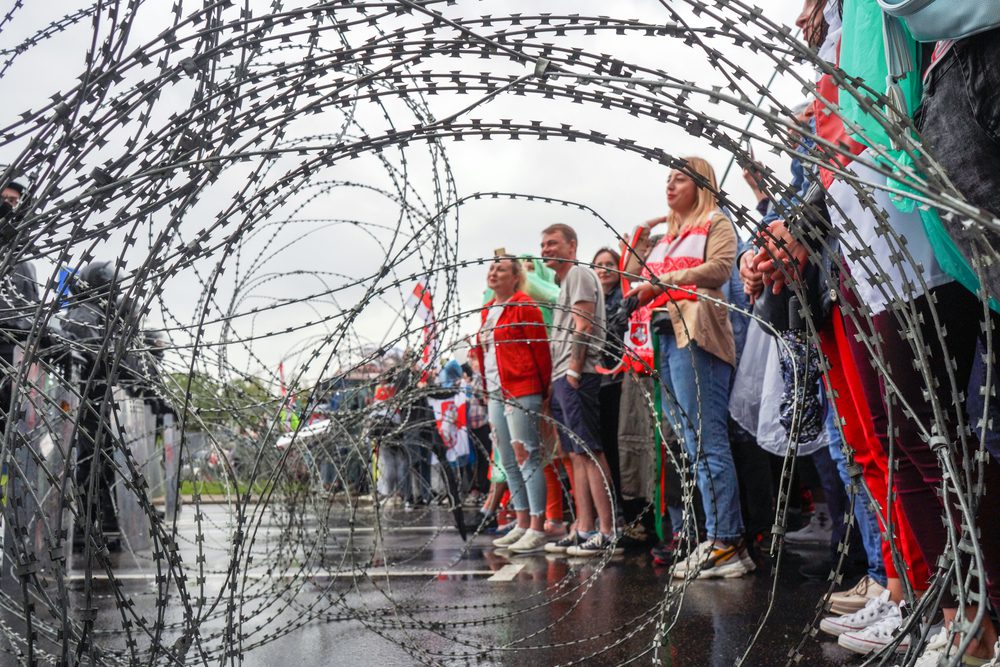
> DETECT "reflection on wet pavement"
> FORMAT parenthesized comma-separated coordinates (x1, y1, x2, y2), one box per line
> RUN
(222, 506, 861, 666)
(32, 503, 865, 665)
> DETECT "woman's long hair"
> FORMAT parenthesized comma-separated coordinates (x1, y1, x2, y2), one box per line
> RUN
(667, 156, 720, 237)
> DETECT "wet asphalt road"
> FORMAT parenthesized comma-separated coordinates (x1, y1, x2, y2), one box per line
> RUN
(42, 502, 868, 666)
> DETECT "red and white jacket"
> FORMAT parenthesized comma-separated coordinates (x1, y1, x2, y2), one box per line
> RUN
(473, 291, 552, 399)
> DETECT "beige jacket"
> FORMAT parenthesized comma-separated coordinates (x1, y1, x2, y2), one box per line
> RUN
(632, 212, 737, 366)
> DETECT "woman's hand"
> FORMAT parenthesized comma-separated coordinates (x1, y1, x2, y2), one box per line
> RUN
(622, 222, 656, 259)
(624, 277, 668, 306)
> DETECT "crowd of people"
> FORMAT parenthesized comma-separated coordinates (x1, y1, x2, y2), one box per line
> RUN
(358, 0, 1000, 663)
(368, 1, 1000, 664)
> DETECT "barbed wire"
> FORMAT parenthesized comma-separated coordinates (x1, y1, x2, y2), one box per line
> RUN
(0, 1, 996, 665)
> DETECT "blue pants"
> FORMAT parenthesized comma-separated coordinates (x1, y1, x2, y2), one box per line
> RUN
(658, 334, 744, 541)
(488, 393, 545, 516)
(826, 407, 887, 586)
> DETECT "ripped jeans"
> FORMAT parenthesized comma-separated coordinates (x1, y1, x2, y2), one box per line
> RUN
(488, 392, 546, 516)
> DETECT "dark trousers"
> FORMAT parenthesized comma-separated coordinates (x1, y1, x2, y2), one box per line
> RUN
(918, 29, 1000, 298)
(75, 394, 119, 533)
(469, 423, 492, 493)
(598, 381, 624, 513)
(811, 446, 846, 545)
(843, 280, 1000, 607)
(729, 419, 774, 540)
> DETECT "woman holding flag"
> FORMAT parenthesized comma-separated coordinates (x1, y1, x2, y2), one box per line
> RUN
(474, 255, 553, 554)
(626, 157, 748, 579)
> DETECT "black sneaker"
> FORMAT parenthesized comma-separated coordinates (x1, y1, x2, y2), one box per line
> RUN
(566, 533, 624, 557)
(544, 531, 584, 554)
(619, 524, 652, 551)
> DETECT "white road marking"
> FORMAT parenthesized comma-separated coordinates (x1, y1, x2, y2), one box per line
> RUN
(164, 525, 460, 534)
(66, 567, 506, 582)
(486, 563, 524, 582)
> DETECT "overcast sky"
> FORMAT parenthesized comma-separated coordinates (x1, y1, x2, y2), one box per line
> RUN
(1, 0, 808, 391)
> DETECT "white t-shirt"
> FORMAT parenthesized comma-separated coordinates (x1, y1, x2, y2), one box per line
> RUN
(481, 302, 506, 392)
(828, 152, 953, 314)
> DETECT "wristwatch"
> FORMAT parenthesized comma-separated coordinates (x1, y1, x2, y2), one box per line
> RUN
(565, 369, 581, 380)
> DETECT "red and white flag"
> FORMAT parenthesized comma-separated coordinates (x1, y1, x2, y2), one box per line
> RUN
(428, 392, 470, 463)
(406, 281, 438, 378)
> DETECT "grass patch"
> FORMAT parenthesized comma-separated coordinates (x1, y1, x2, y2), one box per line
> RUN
(179, 479, 275, 496)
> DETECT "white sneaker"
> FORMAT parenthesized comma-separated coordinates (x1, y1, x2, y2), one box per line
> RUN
(672, 541, 749, 580)
(837, 604, 909, 655)
(821, 590, 896, 637)
(671, 541, 713, 579)
(897, 627, 951, 667)
(507, 529, 548, 554)
(784, 505, 833, 545)
(739, 544, 757, 574)
(899, 626, 994, 667)
(828, 575, 888, 615)
(493, 526, 526, 548)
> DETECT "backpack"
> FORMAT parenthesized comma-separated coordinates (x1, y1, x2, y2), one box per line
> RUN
(877, 0, 1000, 42)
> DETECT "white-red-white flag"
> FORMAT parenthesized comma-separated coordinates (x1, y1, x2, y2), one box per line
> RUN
(406, 281, 438, 377)
(428, 392, 470, 463)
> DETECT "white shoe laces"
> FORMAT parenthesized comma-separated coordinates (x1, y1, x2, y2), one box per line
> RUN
(841, 592, 894, 626)
(853, 609, 902, 640)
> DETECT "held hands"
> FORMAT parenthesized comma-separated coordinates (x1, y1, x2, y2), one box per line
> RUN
(751, 219, 809, 295)
(624, 275, 670, 306)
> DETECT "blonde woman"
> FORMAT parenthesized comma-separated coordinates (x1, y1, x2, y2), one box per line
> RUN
(627, 157, 747, 578)
(474, 256, 553, 553)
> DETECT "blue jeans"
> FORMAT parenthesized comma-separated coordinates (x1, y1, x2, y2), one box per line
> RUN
(658, 334, 744, 541)
(826, 406, 887, 586)
(488, 392, 546, 516)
